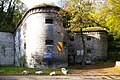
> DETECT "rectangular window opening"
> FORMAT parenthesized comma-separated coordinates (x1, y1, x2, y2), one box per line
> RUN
(87, 49, 91, 53)
(45, 19, 53, 24)
(63, 23, 67, 28)
(24, 42, 26, 49)
(87, 36, 91, 41)
(63, 42, 67, 46)
(45, 40, 54, 45)
(70, 36, 74, 41)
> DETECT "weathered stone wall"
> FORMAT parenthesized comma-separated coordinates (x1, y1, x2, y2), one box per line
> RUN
(68, 31, 108, 64)
(83, 31, 108, 61)
(15, 7, 68, 68)
(25, 13, 68, 68)
(14, 22, 26, 66)
(0, 32, 14, 65)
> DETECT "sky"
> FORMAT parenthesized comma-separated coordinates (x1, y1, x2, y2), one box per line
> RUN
(20, 0, 61, 8)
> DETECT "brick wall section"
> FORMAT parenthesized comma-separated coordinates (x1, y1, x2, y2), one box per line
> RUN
(0, 32, 14, 65)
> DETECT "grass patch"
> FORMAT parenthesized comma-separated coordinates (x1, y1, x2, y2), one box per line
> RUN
(0, 66, 63, 76)
(0, 61, 116, 76)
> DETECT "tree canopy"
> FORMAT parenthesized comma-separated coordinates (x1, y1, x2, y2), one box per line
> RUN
(60, 0, 120, 60)
(92, 0, 120, 39)
(0, 0, 27, 31)
(92, 0, 120, 51)
(61, 0, 96, 31)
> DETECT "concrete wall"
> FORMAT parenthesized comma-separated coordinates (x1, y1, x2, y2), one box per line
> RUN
(0, 32, 14, 65)
(68, 31, 108, 64)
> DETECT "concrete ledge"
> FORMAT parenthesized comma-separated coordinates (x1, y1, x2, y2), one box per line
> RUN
(116, 61, 120, 67)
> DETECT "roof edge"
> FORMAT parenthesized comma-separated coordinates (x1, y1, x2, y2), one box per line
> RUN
(13, 4, 61, 33)
(67, 30, 108, 34)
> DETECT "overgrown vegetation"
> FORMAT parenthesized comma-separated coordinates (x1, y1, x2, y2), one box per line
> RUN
(66, 27, 105, 31)
(18, 54, 26, 67)
(32, 3, 57, 8)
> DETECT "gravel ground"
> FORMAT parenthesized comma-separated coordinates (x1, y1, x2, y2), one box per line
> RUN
(0, 75, 120, 80)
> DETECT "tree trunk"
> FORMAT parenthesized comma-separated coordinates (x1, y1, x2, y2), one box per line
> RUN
(7, 0, 12, 12)
(1, 1, 4, 12)
(80, 28, 86, 66)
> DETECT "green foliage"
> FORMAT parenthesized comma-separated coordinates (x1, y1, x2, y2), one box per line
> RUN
(83, 27, 105, 31)
(95, 0, 120, 40)
(93, 0, 120, 60)
(62, 0, 95, 29)
(0, 0, 27, 31)
(0, 66, 63, 75)
(18, 55, 26, 67)
(32, 3, 57, 8)
(108, 51, 120, 61)
(66, 27, 105, 31)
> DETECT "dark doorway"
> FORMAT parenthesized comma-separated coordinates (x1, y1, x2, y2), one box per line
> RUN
(68, 55, 75, 66)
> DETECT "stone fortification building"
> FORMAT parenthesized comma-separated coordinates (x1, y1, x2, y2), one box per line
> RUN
(14, 5, 68, 68)
(0, 5, 108, 68)
(68, 30, 108, 65)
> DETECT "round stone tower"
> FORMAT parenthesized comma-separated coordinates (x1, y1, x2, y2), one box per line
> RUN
(15, 5, 68, 68)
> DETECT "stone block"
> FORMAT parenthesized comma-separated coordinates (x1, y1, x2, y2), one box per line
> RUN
(116, 61, 120, 67)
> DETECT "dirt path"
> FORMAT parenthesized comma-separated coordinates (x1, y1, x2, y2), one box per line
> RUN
(69, 62, 120, 76)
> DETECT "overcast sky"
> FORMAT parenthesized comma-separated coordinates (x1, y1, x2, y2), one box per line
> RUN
(20, 0, 61, 8)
